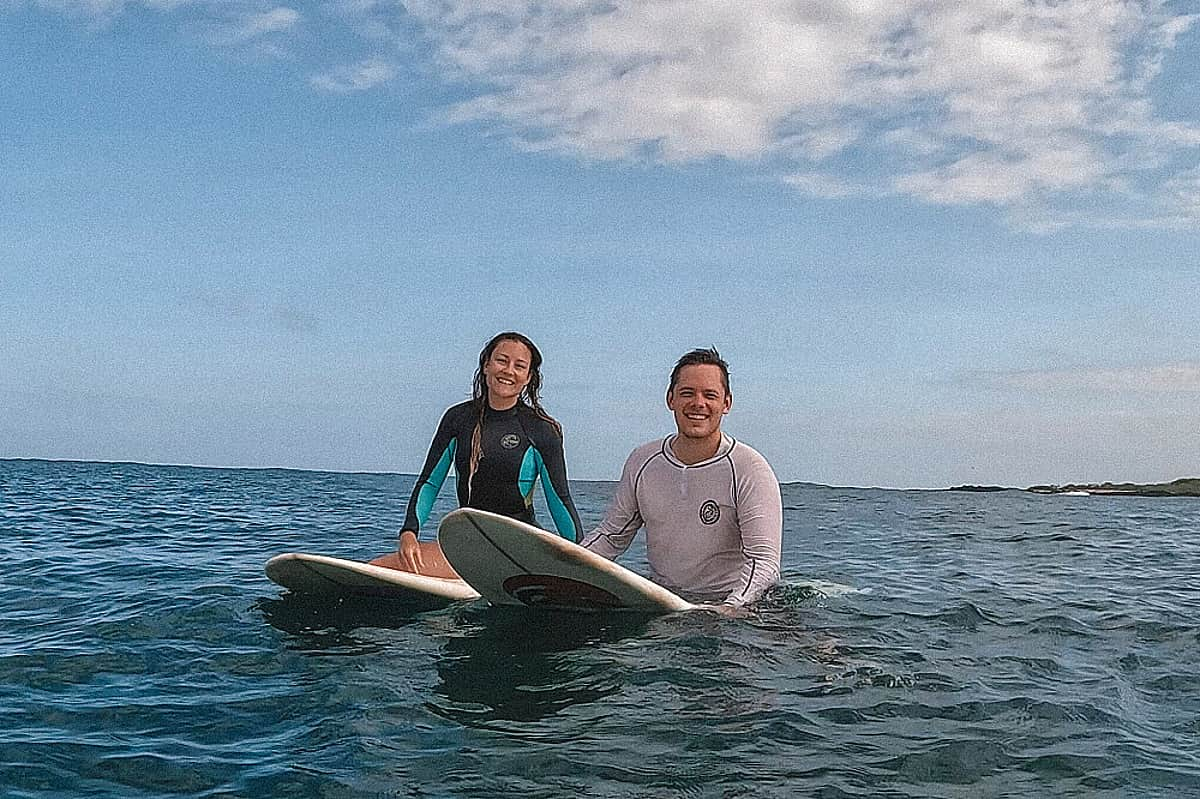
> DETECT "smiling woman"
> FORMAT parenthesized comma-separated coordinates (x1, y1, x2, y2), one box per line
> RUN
(369, 332, 583, 578)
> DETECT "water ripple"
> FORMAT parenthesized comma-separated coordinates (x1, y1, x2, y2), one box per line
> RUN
(3, 460, 1199, 797)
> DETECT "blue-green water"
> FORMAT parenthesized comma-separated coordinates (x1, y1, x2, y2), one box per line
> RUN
(2, 459, 1198, 798)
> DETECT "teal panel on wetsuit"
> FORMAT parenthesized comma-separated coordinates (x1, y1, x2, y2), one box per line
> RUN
(415, 439, 456, 527)
(518, 447, 538, 500)
(528, 446, 578, 542)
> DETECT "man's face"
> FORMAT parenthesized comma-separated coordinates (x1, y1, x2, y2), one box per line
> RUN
(667, 364, 731, 440)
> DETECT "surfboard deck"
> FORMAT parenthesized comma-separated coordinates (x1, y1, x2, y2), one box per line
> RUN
(438, 508, 695, 613)
(265, 552, 479, 604)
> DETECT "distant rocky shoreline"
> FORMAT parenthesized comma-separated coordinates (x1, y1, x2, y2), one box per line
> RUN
(950, 478, 1200, 497)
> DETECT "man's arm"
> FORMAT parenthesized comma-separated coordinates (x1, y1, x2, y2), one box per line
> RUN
(724, 453, 782, 607)
(580, 449, 646, 559)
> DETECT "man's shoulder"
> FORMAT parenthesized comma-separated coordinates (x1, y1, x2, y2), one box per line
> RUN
(622, 437, 670, 470)
(726, 438, 779, 478)
(628, 437, 669, 459)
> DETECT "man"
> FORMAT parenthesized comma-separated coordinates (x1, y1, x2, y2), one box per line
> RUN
(581, 348, 782, 613)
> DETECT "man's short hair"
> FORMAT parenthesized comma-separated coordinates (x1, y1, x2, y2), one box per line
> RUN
(668, 347, 731, 395)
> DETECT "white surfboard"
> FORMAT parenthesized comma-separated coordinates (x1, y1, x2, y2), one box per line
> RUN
(437, 508, 695, 613)
(265, 552, 479, 604)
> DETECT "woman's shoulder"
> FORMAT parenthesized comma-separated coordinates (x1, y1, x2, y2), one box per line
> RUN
(516, 403, 562, 438)
(439, 399, 478, 425)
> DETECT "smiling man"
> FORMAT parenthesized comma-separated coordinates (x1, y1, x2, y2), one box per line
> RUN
(581, 348, 782, 612)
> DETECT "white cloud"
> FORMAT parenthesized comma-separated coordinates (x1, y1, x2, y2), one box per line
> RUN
(212, 6, 300, 45)
(893, 144, 1107, 205)
(244, 6, 298, 35)
(782, 172, 860, 199)
(28, 1, 300, 44)
(398, 0, 1200, 225)
(1162, 166, 1200, 218)
(998, 363, 1200, 394)
(405, 0, 896, 161)
(28, 0, 190, 16)
(22, 0, 1200, 226)
(311, 56, 397, 93)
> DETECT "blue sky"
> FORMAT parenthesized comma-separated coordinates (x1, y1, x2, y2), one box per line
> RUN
(3, 0, 1198, 487)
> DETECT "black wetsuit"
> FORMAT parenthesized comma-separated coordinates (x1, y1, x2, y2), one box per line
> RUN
(403, 400, 583, 541)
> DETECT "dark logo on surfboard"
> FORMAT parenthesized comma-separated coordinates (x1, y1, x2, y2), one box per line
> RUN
(500, 434, 521, 449)
(699, 500, 721, 525)
(502, 574, 623, 609)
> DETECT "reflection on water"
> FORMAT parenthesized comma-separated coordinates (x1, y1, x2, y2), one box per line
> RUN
(429, 606, 652, 725)
(257, 595, 429, 654)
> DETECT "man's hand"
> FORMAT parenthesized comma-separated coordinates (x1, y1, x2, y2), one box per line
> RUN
(695, 602, 747, 619)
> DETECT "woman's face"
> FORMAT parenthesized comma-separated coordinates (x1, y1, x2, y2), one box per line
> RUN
(483, 338, 533, 409)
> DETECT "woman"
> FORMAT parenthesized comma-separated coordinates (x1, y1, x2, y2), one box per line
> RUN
(371, 332, 582, 578)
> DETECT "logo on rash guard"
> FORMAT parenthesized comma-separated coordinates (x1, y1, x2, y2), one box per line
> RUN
(699, 500, 721, 525)
(500, 434, 520, 449)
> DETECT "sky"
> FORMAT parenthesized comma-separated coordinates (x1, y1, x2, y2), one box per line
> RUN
(2, 0, 1199, 488)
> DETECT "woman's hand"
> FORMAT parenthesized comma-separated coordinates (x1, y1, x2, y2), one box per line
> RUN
(398, 530, 424, 573)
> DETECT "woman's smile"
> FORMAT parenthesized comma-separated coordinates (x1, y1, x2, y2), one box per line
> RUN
(483, 340, 533, 409)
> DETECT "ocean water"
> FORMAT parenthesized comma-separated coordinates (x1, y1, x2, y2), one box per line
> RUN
(2, 459, 1198, 799)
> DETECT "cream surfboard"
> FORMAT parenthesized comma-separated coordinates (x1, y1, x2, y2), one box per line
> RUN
(265, 552, 479, 605)
(437, 508, 694, 612)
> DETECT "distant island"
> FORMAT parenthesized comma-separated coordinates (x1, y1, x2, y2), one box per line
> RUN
(1025, 478, 1200, 497)
(947, 485, 1016, 492)
(949, 478, 1200, 497)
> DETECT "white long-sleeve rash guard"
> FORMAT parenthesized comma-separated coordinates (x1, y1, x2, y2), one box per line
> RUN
(581, 434, 783, 606)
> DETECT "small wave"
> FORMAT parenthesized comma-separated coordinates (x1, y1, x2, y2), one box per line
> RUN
(1026, 612, 1096, 638)
(883, 739, 1014, 784)
(894, 600, 1000, 631)
(86, 752, 226, 794)
(776, 579, 867, 601)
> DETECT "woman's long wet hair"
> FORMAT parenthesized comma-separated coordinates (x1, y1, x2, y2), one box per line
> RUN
(467, 332, 561, 495)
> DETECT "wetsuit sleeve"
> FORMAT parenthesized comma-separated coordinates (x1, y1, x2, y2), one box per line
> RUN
(580, 449, 644, 559)
(725, 454, 783, 606)
(402, 408, 458, 536)
(533, 430, 583, 542)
